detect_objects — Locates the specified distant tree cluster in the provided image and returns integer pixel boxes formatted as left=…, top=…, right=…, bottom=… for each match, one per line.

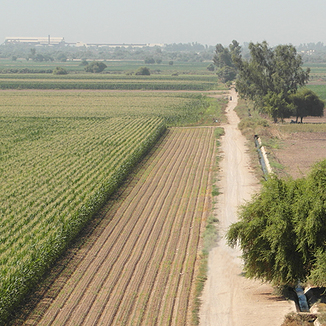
left=0, top=42, right=216, bottom=64
left=227, top=159, right=326, bottom=287
left=84, top=61, right=107, bottom=73
left=53, top=66, right=68, bottom=75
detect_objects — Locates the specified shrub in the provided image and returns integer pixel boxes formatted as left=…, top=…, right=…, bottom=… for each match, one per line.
left=53, top=67, right=68, bottom=75
left=135, top=67, right=150, bottom=76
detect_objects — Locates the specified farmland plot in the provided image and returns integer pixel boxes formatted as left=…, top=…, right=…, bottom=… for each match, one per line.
left=23, top=126, right=216, bottom=326
left=0, top=115, right=165, bottom=324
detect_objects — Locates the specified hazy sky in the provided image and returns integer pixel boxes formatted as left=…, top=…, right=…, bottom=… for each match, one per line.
left=2, top=0, right=326, bottom=46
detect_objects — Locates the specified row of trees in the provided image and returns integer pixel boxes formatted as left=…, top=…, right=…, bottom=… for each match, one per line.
left=217, top=40, right=326, bottom=287
left=213, top=40, right=324, bottom=123
left=0, top=43, right=215, bottom=63
left=227, top=160, right=326, bottom=286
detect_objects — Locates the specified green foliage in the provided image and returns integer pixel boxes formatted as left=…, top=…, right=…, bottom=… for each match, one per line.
left=144, top=57, right=155, bottom=64
left=263, top=91, right=293, bottom=122
left=217, top=66, right=237, bottom=83
left=53, top=66, right=68, bottom=75
left=227, top=159, right=326, bottom=287
left=206, top=63, right=215, bottom=71
left=213, top=40, right=241, bottom=82
left=235, top=41, right=310, bottom=122
left=289, top=87, right=324, bottom=123
left=135, top=66, right=150, bottom=75
left=79, top=60, right=88, bottom=66
left=84, top=61, right=107, bottom=73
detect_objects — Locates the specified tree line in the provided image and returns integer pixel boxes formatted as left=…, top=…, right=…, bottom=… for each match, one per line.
left=214, top=40, right=326, bottom=288
left=213, top=40, right=324, bottom=123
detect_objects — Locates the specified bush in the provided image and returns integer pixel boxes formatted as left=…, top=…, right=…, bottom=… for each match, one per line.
left=84, top=61, right=107, bottom=73
left=135, top=67, right=150, bottom=75
left=53, top=67, right=68, bottom=75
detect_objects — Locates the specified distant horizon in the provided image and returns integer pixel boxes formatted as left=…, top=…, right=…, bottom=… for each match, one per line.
left=3, top=36, right=326, bottom=48
left=3, top=0, right=326, bottom=49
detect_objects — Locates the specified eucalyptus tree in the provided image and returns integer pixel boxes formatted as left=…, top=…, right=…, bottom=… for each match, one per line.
left=213, top=40, right=241, bottom=83
left=234, top=41, right=310, bottom=121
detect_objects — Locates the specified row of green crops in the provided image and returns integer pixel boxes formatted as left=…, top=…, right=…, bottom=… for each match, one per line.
left=0, top=90, right=214, bottom=125
left=0, top=89, right=223, bottom=324
left=0, top=78, right=217, bottom=91
left=0, top=115, right=166, bottom=324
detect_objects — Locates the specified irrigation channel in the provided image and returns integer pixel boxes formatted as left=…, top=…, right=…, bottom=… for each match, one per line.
left=199, top=88, right=295, bottom=326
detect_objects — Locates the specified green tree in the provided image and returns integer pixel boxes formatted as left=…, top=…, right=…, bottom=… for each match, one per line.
left=84, top=61, right=107, bottom=73
left=144, top=57, right=155, bottom=64
left=213, top=40, right=241, bottom=82
left=227, top=159, right=326, bottom=287
left=79, top=60, right=88, bottom=66
left=56, top=52, right=67, bottom=62
left=217, top=66, right=237, bottom=83
left=234, top=42, right=310, bottom=121
left=135, top=66, right=150, bottom=75
left=289, top=88, right=324, bottom=123
left=206, top=63, right=215, bottom=71
left=53, top=66, right=68, bottom=75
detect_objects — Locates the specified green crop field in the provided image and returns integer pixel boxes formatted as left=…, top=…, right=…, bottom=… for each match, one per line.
left=0, top=88, right=225, bottom=324
left=0, top=59, right=223, bottom=91
left=0, top=114, right=165, bottom=323
left=307, top=84, right=326, bottom=101
left=0, top=58, right=215, bottom=74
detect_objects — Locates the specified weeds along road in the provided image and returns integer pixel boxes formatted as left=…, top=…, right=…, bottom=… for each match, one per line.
left=199, top=89, right=294, bottom=326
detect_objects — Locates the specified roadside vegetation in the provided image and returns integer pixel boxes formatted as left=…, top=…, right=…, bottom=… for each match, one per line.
left=219, top=40, right=326, bottom=326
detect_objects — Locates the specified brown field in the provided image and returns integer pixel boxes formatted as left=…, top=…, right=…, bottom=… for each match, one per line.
left=20, top=126, right=216, bottom=326
left=271, top=131, right=326, bottom=179
left=267, top=114, right=326, bottom=179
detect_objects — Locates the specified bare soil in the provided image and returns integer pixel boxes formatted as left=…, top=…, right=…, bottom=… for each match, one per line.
left=199, top=89, right=295, bottom=326
left=19, top=126, right=216, bottom=326
left=270, top=130, right=326, bottom=179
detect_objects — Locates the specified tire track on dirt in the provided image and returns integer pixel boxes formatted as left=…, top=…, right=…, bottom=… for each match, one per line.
left=32, top=126, right=216, bottom=326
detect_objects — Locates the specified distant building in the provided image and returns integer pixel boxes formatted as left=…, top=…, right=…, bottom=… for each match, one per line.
left=4, top=36, right=65, bottom=46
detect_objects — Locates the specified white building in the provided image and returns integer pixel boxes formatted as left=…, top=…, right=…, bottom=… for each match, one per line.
left=4, top=36, right=65, bottom=46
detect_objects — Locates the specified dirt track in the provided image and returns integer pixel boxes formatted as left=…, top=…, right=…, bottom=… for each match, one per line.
left=24, top=126, right=216, bottom=326
left=199, top=88, right=295, bottom=326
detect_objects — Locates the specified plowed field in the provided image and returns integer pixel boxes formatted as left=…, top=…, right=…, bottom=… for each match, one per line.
left=23, top=126, right=216, bottom=326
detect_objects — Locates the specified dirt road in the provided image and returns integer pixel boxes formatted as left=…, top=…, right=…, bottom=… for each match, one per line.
left=199, top=88, right=295, bottom=326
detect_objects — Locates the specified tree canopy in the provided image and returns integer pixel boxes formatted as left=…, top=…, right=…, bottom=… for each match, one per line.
left=84, top=61, right=107, bottom=73
left=234, top=41, right=315, bottom=122
left=135, top=66, right=150, bottom=75
left=213, top=40, right=241, bottom=83
left=289, top=88, right=324, bottom=123
left=227, top=159, right=326, bottom=286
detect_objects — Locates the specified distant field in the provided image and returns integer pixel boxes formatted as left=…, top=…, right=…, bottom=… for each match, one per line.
left=0, top=58, right=215, bottom=74
left=0, top=90, right=220, bottom=125
left=0, top=59, right=222, bottom=91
